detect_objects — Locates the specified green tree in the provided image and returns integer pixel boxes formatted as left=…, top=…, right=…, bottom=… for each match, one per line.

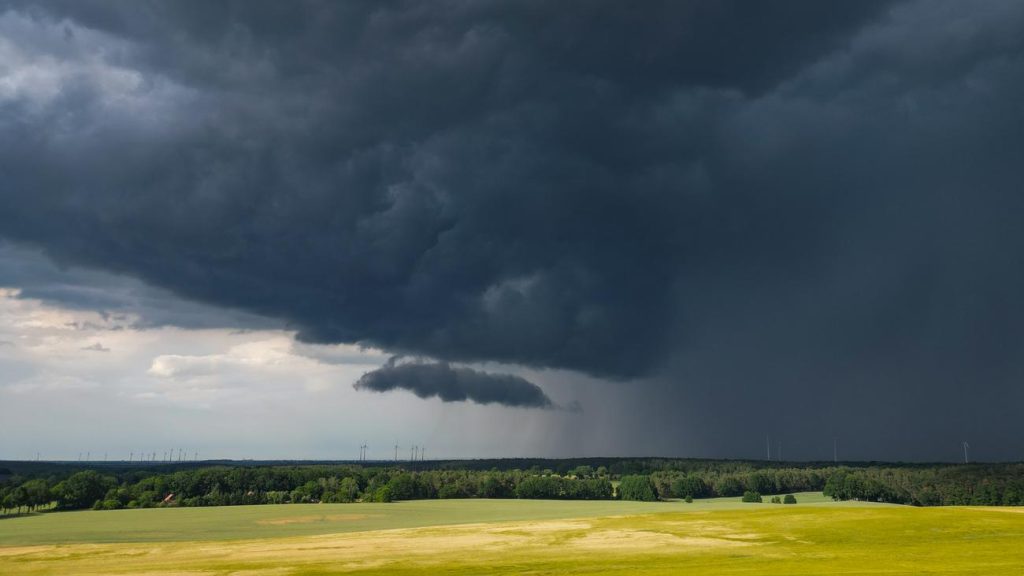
left=571, top=465, right=594, bottom=479
left=741, top=491, right=762, bottom=503
left=94, top=499, right=121, bottom=510
left=671, top=474, right=709, bottom=499
left=478, top=474, right=511, bottom=498
left=20, top=479, right=51, bottom=511
left=745, top=473, right=775, bottom=495
left=0, top=487, right=11, bottom=515
left=290, top=480, right=320, bottom=503
left=338, top=477, right=359, bottom=503
left=52, top=471, right=114, bottom=510
left=372, top=485, right=393, bottom=503
left=265, top=491, right=289, bottom=504
left=618, top=475, right=658, bottom=501
left=714, top=475, right=746, bottom=496
left=386, top=473, right=418, bottom=501
left=10, top=486, right=27, bottom=514
left=515, top=476, right=562, bottom=499
left=783, top=494, right=797, bottom=504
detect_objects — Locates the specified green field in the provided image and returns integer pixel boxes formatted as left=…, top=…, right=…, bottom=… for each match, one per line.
left=2, top=494, right=1023, bottom=575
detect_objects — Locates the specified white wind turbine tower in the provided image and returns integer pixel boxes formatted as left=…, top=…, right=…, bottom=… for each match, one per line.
left=963, top=441, right=970, bottom=464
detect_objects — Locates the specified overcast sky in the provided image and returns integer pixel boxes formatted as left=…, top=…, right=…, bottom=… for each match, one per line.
left=3, top=0, right=1024, bottom=462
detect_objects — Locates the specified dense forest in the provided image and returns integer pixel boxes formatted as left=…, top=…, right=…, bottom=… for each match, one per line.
left=2, top=459, right=1023, bottom=515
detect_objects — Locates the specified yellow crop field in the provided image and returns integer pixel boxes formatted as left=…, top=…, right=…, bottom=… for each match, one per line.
left=2, top=496, right=1023, bottom=575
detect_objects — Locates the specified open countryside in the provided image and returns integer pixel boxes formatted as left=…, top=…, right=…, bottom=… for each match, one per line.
left=6, top=1, right=1024, bottom=574
left=4, top=459, right=1024, bottom=573
left=4, top=495, right=1024, bottom=575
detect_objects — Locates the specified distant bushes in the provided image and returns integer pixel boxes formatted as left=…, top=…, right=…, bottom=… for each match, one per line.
left=742, top=491, right=762, bottom=503
left=784, top=494, right=797, bottom=504
left=618, top=475, right=658, bottom=501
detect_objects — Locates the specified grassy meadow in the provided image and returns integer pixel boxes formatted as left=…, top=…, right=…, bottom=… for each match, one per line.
left=2, top=494, right=1023, bottom=575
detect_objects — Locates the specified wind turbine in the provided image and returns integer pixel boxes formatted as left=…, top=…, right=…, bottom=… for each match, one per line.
left=963, top=441, right=970, bottom=464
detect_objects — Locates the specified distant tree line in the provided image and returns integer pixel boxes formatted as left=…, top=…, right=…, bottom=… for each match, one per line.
left=1, top=466, right=619, bottom=512
left=3, top=460, right=1024, bottom=514
left=647, top=467, right=828, bottom=499
left=822, top=465, right=1024, bottom=506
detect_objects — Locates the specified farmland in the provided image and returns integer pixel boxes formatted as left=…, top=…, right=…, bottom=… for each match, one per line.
left=3, top=494, right=1023, bottom=575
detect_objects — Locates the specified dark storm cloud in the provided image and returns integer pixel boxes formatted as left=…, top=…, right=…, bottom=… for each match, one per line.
left=0, top=243, right=278, bottom=331
left=355, top=358, right=553, bottom=409
left=0, top=0, right=894, bottom=378
left=3, top=0, right=1024, bottom=457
